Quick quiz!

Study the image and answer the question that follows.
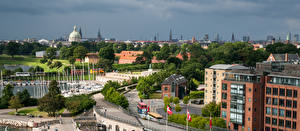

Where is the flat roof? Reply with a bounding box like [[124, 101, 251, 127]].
[[209, 64, 248, 70]]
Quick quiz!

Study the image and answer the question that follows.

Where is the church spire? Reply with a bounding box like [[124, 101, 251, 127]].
[[79, 27, 82, 38], [169, 29, 172, 42], [97, 28, 102, 41]]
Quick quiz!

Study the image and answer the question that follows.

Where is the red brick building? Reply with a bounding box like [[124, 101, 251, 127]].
[[161, 74, 187, 99], [221, 62, 300, 131], [117, 51, 144, 64]]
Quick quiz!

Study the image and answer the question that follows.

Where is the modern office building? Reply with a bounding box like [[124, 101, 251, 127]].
[[204, 64, 248, 105], [221, 62, 300, 131]]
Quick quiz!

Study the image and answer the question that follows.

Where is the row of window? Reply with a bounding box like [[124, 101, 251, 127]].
[[266, 107, 297, 119], [265, 118, 296, 129], [266, 87, 298, 98], [266, 97, 297, 108]]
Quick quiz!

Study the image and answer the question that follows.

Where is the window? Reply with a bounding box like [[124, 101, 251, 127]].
[[165, 87, 168, 91], [222, 102, 227, 109], [249, 88, 251, 92], [248, 108, 251, 111], [293, 111, 297, 119], [248, 117, 250, 121], [222, 93, 227, 99], [222, 111, 227, 118], [222, 83, 227, 90], [287, 89, 293, 97], [267, 87, 271, 94], [266, 117, 270, 124], [273, 98, 278, 105], [265, 127, 270, 131], [279, 109, 285, 117], [286, 120, 291, 128], [272, 108, 278, 116], [249, 98, 251, 102], [280, 88, 285, 96], [279, 99, 284, 107], [286, 100, 292, 108], [272, 118, 277, 125], [272, 128, 277, 131], [273, 88, 278, 95], [279, 119, 284, 127], [294, 90, 298, 98], [293, 101, 297, 108], [266, 107, 271, 115], [293, 121, 296, 129], [286, 110, 291, 118], [266, 97, 271, 105]]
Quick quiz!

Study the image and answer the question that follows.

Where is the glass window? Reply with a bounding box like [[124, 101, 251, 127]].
[[272, 108, 278, 116], [280, 88, 285, 96], [273, 88, 278, 95], [265, 127, 270, 131], [286, 120, 291, 128], [272, 128, 277, 131], [279, 99, 284, 107], [266, 107, 271, 115], [293, 101, 297, 108], [293, 121, 296, 129], [294, 90, 298, 98], [222, 83, 227, 90], [249, 98, 251, 102], [293, 111, 297, 119], [286, 110, 292, 118], [272, 118, 277, 125], [165, 87, 168, 91], [279, 119, 284, 127], [266, 117, 270, 124], [222, 111, 227, 118], [286, 100, 292, 108], [222, 93, 227, 99], [266, 97, 271, 105], [266, 87, 271, 94], [249, 88, 251, 92], [287, 89, 293, 97], [279, 109, 285, 117], [273, 98, 278, 105], [222, 102, 227, 109]]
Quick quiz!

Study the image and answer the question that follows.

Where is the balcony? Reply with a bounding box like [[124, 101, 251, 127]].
[[224, 73, 260, 83]]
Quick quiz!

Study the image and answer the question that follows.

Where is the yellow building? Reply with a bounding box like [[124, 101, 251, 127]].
[[204, 64, 248, 105]]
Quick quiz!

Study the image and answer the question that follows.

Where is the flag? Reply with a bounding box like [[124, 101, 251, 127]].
[[209, 116, 212, 129], [147, 106, 150, 113], [187, 109, 191, 122], [167, 105, 172, 115]]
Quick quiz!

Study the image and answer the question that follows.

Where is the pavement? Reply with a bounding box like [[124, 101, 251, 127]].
[[0, 106, 76, 131]]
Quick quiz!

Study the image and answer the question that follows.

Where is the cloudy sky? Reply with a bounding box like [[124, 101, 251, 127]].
[[0, 0, 299, 41]]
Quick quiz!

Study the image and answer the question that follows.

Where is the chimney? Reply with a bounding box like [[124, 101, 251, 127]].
[[285, 53, 288, 61]]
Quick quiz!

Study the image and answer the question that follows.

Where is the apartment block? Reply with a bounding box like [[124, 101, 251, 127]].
[[204, 64, 248, 105]]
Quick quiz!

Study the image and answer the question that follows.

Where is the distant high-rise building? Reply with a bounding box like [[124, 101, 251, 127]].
[[204, 34, 209, 41], [97, 28, 102, 41], [192, 36, 196, 43], [231, 33, 235, 42], [215, 33, 220, 42], [242, 36, 250, 42], [266, 35, 274, 41], [180, 35, 183, 40], [169, 29, 172, 42], [79, 27, 82, 38], [293, 34, 299, 42], [154, 34, 157, 41], [287, 32, 292, 41]]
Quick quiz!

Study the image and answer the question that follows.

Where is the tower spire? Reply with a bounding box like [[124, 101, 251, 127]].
[[231, 33, 235, 42], [169, 29, 172, 42], [79, 27, 82, 38], [97, 28, 102, 41]]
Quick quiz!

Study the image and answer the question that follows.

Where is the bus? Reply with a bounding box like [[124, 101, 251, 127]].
[[137, 102, 148, 114]]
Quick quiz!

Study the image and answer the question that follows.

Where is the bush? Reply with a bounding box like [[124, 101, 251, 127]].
[[175, 104, 181, 112], [103, 87, 129, 109], [65, 94, 96, 115], [173, 97, 179, 104], [189, 91, 204, 99], [202, 102, 220, 117], [40, 58, 48, 64], [14, 67, 23, 72]]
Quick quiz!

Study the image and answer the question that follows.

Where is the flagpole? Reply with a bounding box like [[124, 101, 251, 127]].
[[186, 105, 188, 131], [166, 112, 168, 131]]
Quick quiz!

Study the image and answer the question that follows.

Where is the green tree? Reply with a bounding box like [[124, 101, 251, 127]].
[[14, 67, 23, 72], [48, 80, 61, 96], [46, 47, 57, 60], [9, 96, 23, 112], [68, 57, 76, 65], [183, 96, 189, 105], [0, 84, 14, 108], [5, 42, 19, 58], [59, 46, 73, 59], [99, 46, 115, 60], [35, 66, 44, 72], [173, 97, 179, 104], [73, 46, 88, 60], [202, 102, 220, 117]]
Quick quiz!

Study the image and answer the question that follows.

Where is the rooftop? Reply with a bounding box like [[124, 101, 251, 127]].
[[161, 74, 187, 85], [209, 64, 248, 70]]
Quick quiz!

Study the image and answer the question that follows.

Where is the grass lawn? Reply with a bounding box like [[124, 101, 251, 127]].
[[149, 92, 162, 99], [0, 54, 70, 72], [8, 107, 66, 117]]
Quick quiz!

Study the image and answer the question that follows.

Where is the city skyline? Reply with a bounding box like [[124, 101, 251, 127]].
[[1, 0, 300, 40]]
